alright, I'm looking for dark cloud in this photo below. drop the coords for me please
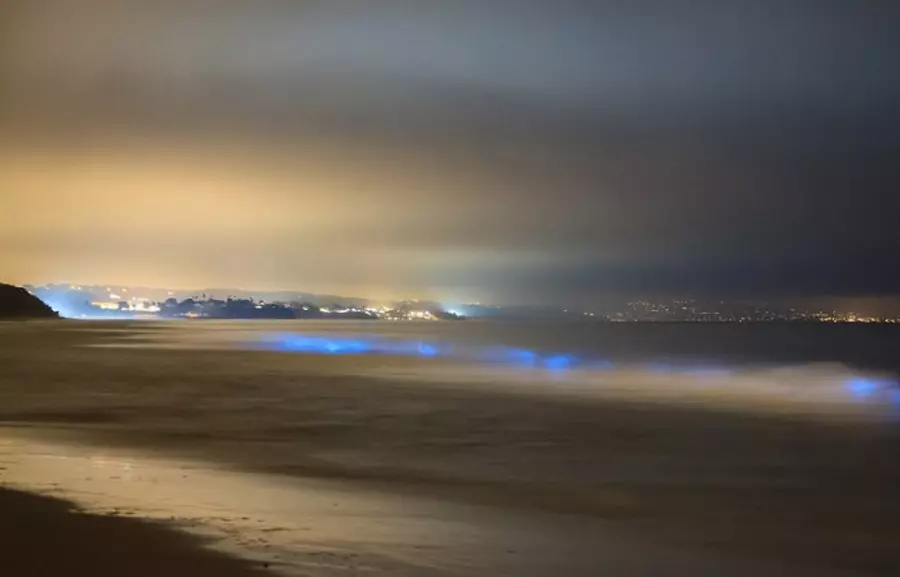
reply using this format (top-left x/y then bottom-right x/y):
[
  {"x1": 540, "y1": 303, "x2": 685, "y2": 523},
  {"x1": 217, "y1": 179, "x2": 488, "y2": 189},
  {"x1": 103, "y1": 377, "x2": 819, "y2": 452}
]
[{"x1": 1, "y1": 1, "x2": 899, "y2": 302}]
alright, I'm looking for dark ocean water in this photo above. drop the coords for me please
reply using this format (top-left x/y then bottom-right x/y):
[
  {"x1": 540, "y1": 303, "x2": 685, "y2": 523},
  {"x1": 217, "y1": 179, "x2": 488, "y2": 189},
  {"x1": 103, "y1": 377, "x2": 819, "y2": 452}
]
[
  {"x1": 2, "y1": 320, "x2": 899, "y2": 575},
  {"x1": 67, "y1": 319, "x2": 900, "y2": 413},
  {"x1": 60, "y1": 318, "x2": 900, "y2": 371},
  {"x1": 162, "y1": 319, "x2": 900, "y2": 366}
]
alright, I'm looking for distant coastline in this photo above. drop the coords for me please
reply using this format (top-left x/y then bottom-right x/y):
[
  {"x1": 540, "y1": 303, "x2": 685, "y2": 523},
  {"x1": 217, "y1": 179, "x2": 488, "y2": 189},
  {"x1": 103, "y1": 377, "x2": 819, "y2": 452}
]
[
  {"x1": 24, "y1": 284, "x2": 465, "y2": 321},
  {"x1": 19, "y1": 282, "x2": 900, "y2": 324}
]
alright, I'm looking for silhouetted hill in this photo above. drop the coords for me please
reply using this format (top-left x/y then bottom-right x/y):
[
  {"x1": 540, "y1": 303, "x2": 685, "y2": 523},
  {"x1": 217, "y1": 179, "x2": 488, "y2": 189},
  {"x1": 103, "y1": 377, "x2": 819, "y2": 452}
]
[{"x1": 0, "y1": 283, "x2": 59, "y2": 319}]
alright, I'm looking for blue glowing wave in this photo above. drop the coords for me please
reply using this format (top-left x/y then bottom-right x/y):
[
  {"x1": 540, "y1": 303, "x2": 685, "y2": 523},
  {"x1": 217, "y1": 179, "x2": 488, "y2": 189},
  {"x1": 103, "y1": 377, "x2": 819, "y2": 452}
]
[
  {"x1": 844, "y1": 376, "x2": 900, "y2": 403},
  {"x1": 264, "y1": 334, "x2": 589, "y2": 371},
  {"x1": 263, "y1": 332, "x2": 900, "y2": 406},
  {"x1": 273, "y1": 335, "x2": 373, "y2": 355}
]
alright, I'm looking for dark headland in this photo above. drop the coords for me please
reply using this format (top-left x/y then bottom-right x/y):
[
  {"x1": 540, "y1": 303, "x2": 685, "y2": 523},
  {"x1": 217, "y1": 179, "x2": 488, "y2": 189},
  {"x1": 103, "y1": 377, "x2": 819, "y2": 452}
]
[{"x1": 0, "y1": 283, "x2": 58, "y2": 319}]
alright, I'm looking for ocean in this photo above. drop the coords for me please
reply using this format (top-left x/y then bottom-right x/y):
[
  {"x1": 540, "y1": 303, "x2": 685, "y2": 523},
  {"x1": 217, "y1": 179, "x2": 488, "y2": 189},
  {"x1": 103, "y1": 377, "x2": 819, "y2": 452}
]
[{"x1": 1, "y1": 320, "x2": 899, "y2": 576}]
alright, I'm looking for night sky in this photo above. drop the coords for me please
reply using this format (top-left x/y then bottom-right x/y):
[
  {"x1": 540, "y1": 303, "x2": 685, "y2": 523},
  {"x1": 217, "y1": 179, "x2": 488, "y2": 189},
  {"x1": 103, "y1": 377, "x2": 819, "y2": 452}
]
[{"x1": 2, "y1": 1, "x2": 899, "y2": 305}]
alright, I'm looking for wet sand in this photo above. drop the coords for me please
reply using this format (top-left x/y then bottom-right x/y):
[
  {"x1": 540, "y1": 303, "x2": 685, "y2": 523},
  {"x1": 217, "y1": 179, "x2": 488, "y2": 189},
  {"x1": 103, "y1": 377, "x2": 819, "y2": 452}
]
[
  {"x1": 4, "y1": 431, "x2": 882, "y2": 577},
  {"x1": 0, "y1": 487, "x2": 268, "y2": 577}
]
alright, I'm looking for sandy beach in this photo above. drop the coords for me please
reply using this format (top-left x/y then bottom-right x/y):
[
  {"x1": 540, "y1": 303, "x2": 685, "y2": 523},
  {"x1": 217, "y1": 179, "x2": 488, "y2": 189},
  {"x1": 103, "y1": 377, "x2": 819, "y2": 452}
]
[
  {"x1": 7, "y1": 429, "x2": 891, "y2": 577},
  {"x1": 0, "y1": 486, "x2": 268, "y2": 577}
]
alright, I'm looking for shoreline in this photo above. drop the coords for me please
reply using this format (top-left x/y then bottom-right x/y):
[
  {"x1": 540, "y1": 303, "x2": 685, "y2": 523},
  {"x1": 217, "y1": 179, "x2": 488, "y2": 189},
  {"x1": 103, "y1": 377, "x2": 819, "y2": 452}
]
[
  {"x1": 0, "y1": 486, "x2": 269, "y2": 577},
  {"x1": 3, "y1": 415, "x2": 897, "y2": 577}
]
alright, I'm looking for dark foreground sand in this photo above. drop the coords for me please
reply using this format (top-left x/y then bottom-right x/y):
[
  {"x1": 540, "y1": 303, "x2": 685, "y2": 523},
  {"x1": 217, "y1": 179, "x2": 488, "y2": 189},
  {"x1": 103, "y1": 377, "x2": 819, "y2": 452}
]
[{"x1": 0, "y1": 487, "x2": 268, "y2": 577}]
